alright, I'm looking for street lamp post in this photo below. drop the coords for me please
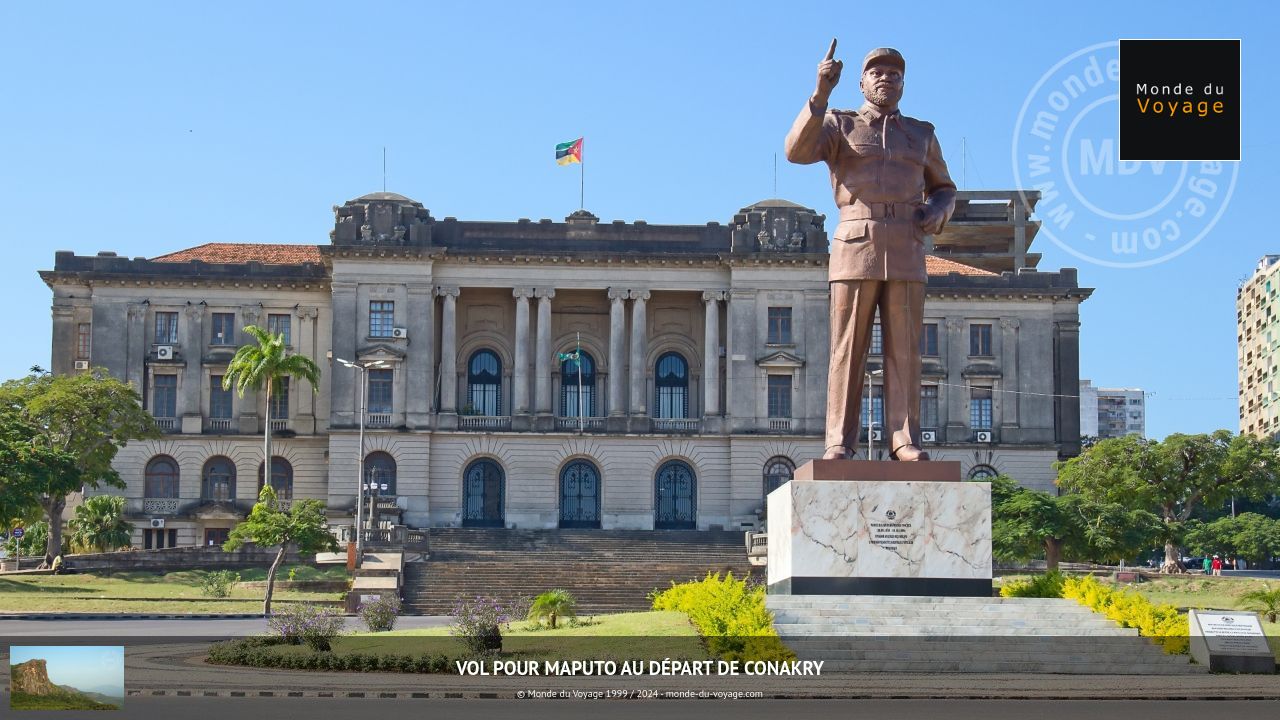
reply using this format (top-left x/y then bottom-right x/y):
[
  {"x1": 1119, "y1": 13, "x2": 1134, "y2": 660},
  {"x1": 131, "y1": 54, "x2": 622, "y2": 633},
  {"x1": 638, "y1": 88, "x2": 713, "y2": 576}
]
[
  {"x1": 335, "y1": 358, "x2": 386, "y2": 564},
  {"x1": 865, "y1": 368, "x2": 883, "y2": 459}
]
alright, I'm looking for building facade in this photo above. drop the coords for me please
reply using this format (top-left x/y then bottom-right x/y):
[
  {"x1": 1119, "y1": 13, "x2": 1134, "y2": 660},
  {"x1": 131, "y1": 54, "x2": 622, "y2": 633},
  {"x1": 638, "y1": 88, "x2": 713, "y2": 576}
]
[
  {"x1": 41, "y1": 191, "x2": 1091, "y2": 547},
  {"x1": 1238, "y1": 255, "x2": 1280, "y2": 438},
  {"x1": 1079, "y1": 380, "x2": 1146, "y2": 439}
]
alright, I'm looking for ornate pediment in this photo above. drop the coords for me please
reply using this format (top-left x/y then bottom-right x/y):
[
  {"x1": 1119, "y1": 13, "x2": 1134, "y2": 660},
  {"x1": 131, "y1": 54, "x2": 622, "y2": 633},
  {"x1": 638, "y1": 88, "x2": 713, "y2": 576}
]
[
  {"x1": 185, "y1": 501, "x2": 245, "y2": 521},
  {"x1": 961, "y1": 363, "x2": 1003, "y2": 378},
  {"x1": 757, "y1": 350, "x2": 805, "y2": 369},
  {"x1": 356, "y1": 344, "x2": 407, "y2": 363}
]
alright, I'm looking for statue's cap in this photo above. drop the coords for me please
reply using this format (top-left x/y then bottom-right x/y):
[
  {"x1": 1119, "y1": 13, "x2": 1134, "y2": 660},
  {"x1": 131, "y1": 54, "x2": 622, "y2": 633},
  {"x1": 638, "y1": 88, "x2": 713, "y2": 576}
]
[{"x1": 862, "y1": 47, "x2": 905, "y2": 73}]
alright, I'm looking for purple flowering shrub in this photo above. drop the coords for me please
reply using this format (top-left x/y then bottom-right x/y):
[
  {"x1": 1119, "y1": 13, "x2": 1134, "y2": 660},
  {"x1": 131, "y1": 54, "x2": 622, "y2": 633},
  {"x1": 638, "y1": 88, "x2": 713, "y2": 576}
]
[
  {"x1": 358, "y1": 594, "x2": 403, "y2": 633},
  {"x1": 449, "y1": 595, "x2": 510, "y2": 654},
  {"x1": 268, "y1": 603, "x2": 345, "y2": 652}
]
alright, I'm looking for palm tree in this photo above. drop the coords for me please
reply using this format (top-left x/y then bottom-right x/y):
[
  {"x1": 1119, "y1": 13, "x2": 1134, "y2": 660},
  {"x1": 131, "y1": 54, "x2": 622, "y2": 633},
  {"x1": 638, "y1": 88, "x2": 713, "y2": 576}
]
[
  {"x1": 528, "y1": 589, "x2": 578, "y2": 629},
  {"x1": 1241, "y1": 584, "x2": 1280, "y2": 624},
  {"x1": 223, "y1": 326, "x2": 321, "y2": 497},
  {"x1": 67, "y1": 495, "x2": 133, "y2": 553}
]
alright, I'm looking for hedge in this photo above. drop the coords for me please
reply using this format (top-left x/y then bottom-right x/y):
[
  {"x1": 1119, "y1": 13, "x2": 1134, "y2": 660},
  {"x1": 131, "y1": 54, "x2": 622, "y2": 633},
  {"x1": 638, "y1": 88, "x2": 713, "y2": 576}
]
[
  {"x1": 650, "y1": 572, "x2": 794, "y2": 662},
  {"x1": 1062, "y1": 575, "x2": 1188, "y2": 654},
  {"x1": 206, "y1": 637, "x2": 452, "y2": 673}
]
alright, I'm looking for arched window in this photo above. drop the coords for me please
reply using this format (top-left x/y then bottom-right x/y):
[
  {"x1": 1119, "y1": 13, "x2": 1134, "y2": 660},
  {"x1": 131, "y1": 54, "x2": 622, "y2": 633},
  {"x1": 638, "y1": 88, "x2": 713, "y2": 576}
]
[
  {"x1": 365, "y1": 451, "x2": 397, "y2": 495},
  {"x1": 655, "y1": 352, "x2": 689, "y2": 419},
  {"x1": 144, "y1": 456, "x2": 179, "y2": 498},
  {"x1": 202, "y1": 456, "x2": 236, "y2": 502},
  {"x1": 467, "y1": 350, "x2": 502, "y2": 416},
  {"x1": 967, "y1": 464, "x2": 999, "y2": 480},
  {"x1": 559, "y1": 459, "x2": 601, "y2": 528},
  {"x1": 462, "y1": 458, "x2": 504, "y2": 527},
  {"x1": 257, "y1": 457, "x2": 293, "y2": 500},
  {"x1": 654, "y1": 459, "x2": 696, "y2": 529},
  {"x1": 763, "y1": 456, "x2": 795, "y2": 497},
  {"x1": 560, "y1": 350, "x2": 597, "y2": 417}
]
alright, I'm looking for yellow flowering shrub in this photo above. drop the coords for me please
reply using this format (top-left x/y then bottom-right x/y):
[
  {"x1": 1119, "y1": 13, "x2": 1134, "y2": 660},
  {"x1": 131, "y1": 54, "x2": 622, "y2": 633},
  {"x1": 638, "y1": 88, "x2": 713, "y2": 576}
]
[
  {"x1": 651, "y1": 572, "x2": 795, "y2": 662},
  {"x1": 1062, "y1": 575, "x2": 1188, "y2": 654}
]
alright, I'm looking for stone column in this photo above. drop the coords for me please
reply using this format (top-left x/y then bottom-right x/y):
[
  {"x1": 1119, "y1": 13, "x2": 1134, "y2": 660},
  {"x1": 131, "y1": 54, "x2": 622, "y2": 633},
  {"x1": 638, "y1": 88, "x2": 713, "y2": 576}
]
[
  {"x1": 329, "y1": 282, "x2": 357, "y2": 427},
  {"x1": 125, "y1": 303, "x2": 147, "y2": 394},
  {"x1": 534, "y1": 288, "x2": 556, "y2": 422},
  {"x1": 943, "y1": 316, "x2": 966, "y2": 442},
  {"x1": 296, "y1": 306, "x2": 319, "y2": 434},
  {"x1": 180, "y1": 303, "x2": 204, "y2": 433},
  {"x1": 628, "y1": 289, "x2": 650, "y2": 421},
  {"x1": 1054, "y1": 320, "x2": 1082, "y2": 458},
  {"x1": 607, "y1": 288, "x2": 627, "y2": 424},
  {"x1": 702, "y1": 291, "x2": 723, "y2": 418},
  {"x1": 999, "y1": 318, "x2": 1020, "y2": 432},
  {"x1": 513, "y1": 288, "x2": 533, "y2": 416},
  {"x1": 437, "y1": 286, "x2": 459, "y2": 427},
  {"x1": 406, "y1": 284, "x2": 435, "y2": 429},
  {"x1": 237, "y1": 304, "x2": 263, "y2": 434}
]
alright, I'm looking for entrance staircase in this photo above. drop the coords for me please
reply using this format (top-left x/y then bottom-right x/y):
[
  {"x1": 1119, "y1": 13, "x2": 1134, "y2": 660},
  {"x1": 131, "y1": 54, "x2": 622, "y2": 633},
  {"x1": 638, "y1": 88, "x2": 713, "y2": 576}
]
[
  {"x1": 402, "y1": 528, "x2": 754, "y2": 615},
  {"x1": 767, "y1": 595, "x2": 1205, "y2": 674}
]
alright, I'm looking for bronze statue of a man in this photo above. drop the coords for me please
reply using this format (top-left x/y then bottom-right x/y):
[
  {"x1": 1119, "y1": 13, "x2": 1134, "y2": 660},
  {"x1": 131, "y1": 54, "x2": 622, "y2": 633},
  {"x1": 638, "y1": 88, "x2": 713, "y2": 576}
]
[{"x1": 785, "y1": 40, "x2": 956, "y2": 462}]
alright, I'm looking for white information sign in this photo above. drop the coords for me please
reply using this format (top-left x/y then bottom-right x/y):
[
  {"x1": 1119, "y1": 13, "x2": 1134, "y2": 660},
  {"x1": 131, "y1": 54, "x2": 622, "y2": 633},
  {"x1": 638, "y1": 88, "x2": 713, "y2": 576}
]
[{"x1": 1188, "y1": 610, "x2": 1275, "y2": 673}]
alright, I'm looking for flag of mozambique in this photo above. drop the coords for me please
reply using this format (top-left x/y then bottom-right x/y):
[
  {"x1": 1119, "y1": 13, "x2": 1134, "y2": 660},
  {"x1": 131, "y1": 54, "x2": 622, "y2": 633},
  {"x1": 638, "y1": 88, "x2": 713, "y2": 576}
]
[{"x1": 555, "y1": 137, "x2": 583, "y2": 165}]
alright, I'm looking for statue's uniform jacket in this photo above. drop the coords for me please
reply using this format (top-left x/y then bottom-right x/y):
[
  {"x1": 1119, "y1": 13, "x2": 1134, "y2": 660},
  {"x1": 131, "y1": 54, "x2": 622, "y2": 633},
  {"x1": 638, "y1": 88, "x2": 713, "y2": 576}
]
[{"x1": 785, "y1": 100, "x2": 956, "y2": 281}]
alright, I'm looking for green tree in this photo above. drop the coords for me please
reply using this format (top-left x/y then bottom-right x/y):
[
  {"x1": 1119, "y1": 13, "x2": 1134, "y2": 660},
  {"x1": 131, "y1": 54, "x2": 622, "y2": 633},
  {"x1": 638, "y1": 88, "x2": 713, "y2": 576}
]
[
  {"x1": 1057, "y1": 431, "x2": 1280, "y2": 572},
  {"x1": 0, "y1": 368, "x2": 158, "y2": 565},
  {"x1": 1185, "y1": 513, "x2": 1280, "y2": 567},
  {"x1": 528, "y1": 589, "x2": 578, "y2": 629},
  {"x1": 223, "y1": 485, "x2": 338, "y2": 616},
  {"x1": 66, "y1": 495, "x2": 133, "y2": 553},
  {"x1": 222, "y1": 326, "x2": 321, "y2": 489},
  {"x1": 990, "y1": 476, "x2": 1080, "y2": 571}
]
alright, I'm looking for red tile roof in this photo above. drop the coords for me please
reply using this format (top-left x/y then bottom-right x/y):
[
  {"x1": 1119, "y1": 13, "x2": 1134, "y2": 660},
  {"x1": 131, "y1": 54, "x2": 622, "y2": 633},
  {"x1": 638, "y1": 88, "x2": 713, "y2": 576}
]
[
  {"x1": 926, "y1": 256, "x2": 996, "y2": 276},
  {"x1": 151, "y1": 243, "x2": 322, "y2": 265}
]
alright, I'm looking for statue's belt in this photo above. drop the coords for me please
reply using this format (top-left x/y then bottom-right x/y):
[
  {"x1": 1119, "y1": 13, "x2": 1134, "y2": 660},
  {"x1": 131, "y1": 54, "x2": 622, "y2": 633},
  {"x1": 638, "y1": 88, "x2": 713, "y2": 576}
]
[{"x1": 840, "y1": 201, "x2": 920, "y2": 221}]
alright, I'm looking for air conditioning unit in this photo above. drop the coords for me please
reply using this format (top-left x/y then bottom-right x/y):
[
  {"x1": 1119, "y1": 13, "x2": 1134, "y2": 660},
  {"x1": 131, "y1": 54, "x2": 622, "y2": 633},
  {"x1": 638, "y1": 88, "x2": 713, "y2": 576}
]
[
  {"x1": 921, "y1": 430, "x2": 937, "y2": 443},
  {"x1": 73, "y1": 360, "x2": 89, "y2": 370},
  {"x1": 871, "y1": 429, "x2": 883, "y2": 441},
  {"x1": 156, "y1": 345, "x2": 174, "y2": 360},
  {"x1": 391, "y1": 327, "x2": 408, "y2": 339},
  {"x1": 976, "y1": 431, "x2": 993, "y2": 443},
  {"x1": 150, "y1": 518, "x2": 165, "y2": 529}
]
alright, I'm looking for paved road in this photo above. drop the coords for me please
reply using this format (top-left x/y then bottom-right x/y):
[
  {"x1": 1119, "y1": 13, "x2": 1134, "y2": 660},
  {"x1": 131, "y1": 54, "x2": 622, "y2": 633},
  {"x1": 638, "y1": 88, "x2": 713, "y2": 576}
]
[
  {"x1": 0, "y1": 615, "x2": 451, "y2": 637},
  {"x1": 26, "y1": 698, "x2": 1280, "y2": 720}
]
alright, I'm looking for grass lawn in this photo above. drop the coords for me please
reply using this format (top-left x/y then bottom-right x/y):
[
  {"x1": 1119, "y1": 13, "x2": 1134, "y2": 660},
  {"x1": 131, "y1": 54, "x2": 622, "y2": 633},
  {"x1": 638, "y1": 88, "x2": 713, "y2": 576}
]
[
  {"x1": 0, "y1": 566, "x2": 346, "y2": 614},
  {"x1": 1117, "y1": 574, "x2": 1280, "y2": 659},
  {"x1": 255, "y1": 611, "x2": 707, "y2": 663}
]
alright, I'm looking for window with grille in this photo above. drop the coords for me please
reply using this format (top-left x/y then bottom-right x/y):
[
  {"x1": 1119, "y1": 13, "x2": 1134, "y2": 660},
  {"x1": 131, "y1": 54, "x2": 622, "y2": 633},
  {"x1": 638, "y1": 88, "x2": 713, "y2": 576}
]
[
  {"x1": 76, "y1": 323, "x2": 91, "y2": 359},
  {"x1": 767, "y1": 374, "x2": 792, "y2": 418},
  {"x1": 267, "y1": 313, "x2": 291, "y2": 345},
  {"x1": 154, "y1": 312, "x2": 178, "y2": 344},
  {"x1": 369, "y1": 301, "x2": 394, "y2": 337},
  {"x1": 211, "y1": 313, "x2": 235, "y2": 346},
  {"x1": 655, "y1": 352, "x2": 689, "y2": 419},
  {"x1": 920, "y1": 385, "x2": 939, "y2": 428},
  {"x1": 153, "y1": 375, "x2": 177, "y2": 417},
  {"x1": 970, "y1": 387, "x2": 993, "y2": 429},
  {"x1": 145, "y1": 456, "x2": 179, "y2": 498},
  {"x1": 767, "y1": 307, "x2": 792, "y2": 344},
  {"x1": 368, "y1": 369, "x2": 393, "y2": 414},
  {"x1": 870, "y1": 322, "x2": 883, "y2": 355},
  {"x1": 560, "y1": 351, "x2": 597, "y2": 416},
  {"x1": 467, "y1": 350, "x2": 502, "y2": 415}
]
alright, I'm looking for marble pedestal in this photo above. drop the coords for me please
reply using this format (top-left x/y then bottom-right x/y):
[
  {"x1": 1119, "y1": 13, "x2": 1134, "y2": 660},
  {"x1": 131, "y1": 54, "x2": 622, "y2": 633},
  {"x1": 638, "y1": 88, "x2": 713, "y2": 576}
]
[{"x1": 767, "y1": 460, "x2": 992, "y2": 596}]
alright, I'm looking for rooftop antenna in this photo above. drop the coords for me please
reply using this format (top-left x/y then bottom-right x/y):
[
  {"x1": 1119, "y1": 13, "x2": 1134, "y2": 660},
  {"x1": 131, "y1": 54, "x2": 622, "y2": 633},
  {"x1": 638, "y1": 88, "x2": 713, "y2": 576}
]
[
  {"x1": 382, "y1": 147, "x2": 386, "y2": 191},
  {"x1": 773, "y1": 153, "x2": 778, "y2": 197}
]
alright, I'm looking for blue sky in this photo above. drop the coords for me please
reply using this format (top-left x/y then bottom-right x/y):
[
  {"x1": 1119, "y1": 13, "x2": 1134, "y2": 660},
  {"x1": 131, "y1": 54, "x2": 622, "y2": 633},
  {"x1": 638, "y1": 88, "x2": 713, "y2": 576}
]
[
  {"x1": 10, "y1": 645, "x2": 124, "y2": 696},
  {"x1": 1, "y1": 1, "x2": 1274, "y2": 439}
]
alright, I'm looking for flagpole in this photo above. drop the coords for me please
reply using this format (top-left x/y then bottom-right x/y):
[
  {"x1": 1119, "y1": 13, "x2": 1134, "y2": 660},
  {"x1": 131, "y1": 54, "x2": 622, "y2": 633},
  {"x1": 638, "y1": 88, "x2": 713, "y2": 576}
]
[
  {"x1": 579, "y1": 138, "x2": 585, "y2": 210},
  {"x1": 577, "y1": 331, "x2": 584, "y2": 432}
]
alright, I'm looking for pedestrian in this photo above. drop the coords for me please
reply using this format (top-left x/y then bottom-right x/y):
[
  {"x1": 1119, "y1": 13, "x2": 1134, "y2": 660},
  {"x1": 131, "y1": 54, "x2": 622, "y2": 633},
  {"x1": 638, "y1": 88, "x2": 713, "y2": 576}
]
[
  {"x1": 1202, "y1": 556, "x2": 1212, "y2": 575},
  {"x1": 1211, "y1": 555, "x2": 1222, "y2": 576}
]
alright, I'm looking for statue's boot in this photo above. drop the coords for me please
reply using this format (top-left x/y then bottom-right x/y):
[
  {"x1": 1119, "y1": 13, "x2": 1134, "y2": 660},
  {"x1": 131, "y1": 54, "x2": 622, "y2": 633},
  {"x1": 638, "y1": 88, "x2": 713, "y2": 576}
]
[
  {"x1": 822, "y1": 445, "x2": 852, "y2": 461},
  {"x1": 890, "y1": 444, "x2": 930, "y2": 462}
]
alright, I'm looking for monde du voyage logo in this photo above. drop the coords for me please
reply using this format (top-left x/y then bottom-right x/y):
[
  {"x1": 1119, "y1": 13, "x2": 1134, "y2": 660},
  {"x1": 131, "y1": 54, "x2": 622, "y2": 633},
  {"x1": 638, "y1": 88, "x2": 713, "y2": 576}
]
[{"x1": 1013, "y1": 40, "x2": 1240, "y2": 269}]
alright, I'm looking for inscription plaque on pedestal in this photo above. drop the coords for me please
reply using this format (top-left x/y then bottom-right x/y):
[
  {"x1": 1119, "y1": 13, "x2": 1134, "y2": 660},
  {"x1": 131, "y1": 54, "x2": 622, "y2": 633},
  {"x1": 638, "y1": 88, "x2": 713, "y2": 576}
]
[{"x1": 1188, "y1": 610, "x2": 1276, "y2": 673}]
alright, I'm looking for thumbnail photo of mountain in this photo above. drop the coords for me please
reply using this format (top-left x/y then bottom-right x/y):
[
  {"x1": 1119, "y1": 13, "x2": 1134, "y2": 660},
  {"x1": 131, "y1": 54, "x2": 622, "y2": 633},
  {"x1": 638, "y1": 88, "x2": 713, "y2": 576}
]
[{"x1": 9, "y1": 646, "x2": 123, "y2": 711}]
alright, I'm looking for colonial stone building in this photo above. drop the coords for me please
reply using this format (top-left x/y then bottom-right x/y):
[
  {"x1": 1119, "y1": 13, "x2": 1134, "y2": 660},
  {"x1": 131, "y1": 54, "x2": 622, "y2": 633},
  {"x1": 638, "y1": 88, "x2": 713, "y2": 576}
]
[{"x1": 41, "y1": 190, "x2": 1090, "y2": 548}]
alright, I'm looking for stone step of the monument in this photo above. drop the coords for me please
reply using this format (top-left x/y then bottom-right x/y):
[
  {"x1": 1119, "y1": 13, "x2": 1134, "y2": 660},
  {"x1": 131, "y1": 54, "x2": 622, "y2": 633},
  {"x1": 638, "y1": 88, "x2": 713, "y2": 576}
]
[
  {"x1": 791, "y1": 650, "x2": 1184, "y2": 665},
  {"x1": 766, "y1": 596, "x2": 1069, "y2": 606},
  {"x1": 768, "y1": 606, "x2": 1107, "y2": 617},
  {"x1": 818, "y1": 660, "x2": 1203, "y2": 675},
  {"x1": 781, "y1": 638, "x2": 1172, "y2": 652},
  {"x1": 774, "y1": 624, "x2": 1140, "y2": 636},
  {"x1": 770, "y1": 616, "x2": 1122, "y2": 629}
]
